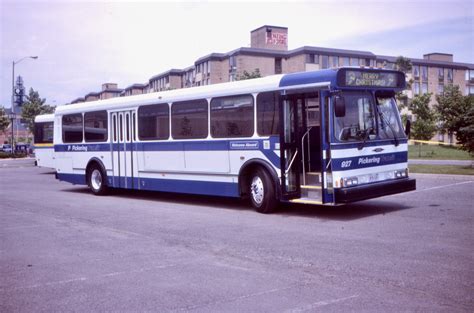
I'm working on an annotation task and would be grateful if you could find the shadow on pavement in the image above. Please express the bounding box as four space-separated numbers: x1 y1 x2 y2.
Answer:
62 186 412 221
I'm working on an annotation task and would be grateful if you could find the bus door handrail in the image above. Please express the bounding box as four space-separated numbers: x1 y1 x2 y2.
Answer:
301 127 313 185
285 149 299 176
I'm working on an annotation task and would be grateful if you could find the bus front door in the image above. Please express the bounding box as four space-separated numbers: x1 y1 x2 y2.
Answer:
111 111 135 189
280 93 323 203
280 96 303 199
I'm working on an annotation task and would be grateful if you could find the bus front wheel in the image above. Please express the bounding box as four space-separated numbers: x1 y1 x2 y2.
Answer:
87 164 108 196
249 168 278 214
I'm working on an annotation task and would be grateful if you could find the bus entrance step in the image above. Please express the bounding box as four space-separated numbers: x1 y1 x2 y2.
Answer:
305 172 321 185
300 185 322 200
290 198 323 205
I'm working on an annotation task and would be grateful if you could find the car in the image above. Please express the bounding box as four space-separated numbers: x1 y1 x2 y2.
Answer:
1 144 12 153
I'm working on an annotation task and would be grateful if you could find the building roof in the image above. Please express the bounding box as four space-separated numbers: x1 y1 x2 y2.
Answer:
251 25 288 32
376 55 474 69
149 69 184 81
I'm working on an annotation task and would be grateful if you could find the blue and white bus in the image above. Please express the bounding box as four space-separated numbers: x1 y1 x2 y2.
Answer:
34 113 55 169
54 67 416 213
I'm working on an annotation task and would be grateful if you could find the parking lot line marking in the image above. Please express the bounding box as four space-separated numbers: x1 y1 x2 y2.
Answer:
411 180 473 193
285 294 359 312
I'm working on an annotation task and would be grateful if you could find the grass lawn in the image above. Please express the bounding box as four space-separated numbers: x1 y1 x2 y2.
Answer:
408 144 473 160
409 164 474 175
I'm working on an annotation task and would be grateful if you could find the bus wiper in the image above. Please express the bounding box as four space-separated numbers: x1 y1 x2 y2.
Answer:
357 127 374 150
378 111 399 146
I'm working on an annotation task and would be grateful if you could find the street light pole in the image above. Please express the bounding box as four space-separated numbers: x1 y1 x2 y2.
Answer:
11 56 38 153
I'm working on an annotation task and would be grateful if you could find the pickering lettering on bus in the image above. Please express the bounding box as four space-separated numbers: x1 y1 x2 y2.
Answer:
68 145 88 152
358 156 380 165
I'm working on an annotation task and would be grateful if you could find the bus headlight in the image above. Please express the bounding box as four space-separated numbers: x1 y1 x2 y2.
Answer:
394 169 408 178
341 177 359 187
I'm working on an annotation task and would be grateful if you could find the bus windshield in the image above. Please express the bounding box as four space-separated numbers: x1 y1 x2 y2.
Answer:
334 92 376 142
333 92 405 142
375 96 405 139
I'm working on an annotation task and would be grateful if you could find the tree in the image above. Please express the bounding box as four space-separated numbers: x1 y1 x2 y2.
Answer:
21 88 54 133
0 106 10 134
434 84 470 137
455 96 474 155
236 68 262 80
394 56 413 110
408 93 437 140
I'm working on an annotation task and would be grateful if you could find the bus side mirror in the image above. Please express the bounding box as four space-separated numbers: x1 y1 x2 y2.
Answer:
405 119 411 138
334 96 346 117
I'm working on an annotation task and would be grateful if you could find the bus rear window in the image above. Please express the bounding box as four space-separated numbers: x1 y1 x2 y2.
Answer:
34 122 54 144
62 113 83 143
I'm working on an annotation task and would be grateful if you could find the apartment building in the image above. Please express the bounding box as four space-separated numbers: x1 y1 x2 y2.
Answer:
72 25 474 105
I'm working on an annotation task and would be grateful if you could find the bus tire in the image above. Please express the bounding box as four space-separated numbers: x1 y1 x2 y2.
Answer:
249 168 278 214
87 163 108 196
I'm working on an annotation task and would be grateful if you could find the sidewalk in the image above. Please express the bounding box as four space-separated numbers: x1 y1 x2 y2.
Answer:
408 159 473 166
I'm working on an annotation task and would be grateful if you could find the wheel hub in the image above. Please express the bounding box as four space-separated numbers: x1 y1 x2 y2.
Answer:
91 169 102 191
251 176 264 205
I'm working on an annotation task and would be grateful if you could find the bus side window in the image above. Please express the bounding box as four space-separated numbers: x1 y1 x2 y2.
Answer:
113 115 117 142
126 114 130 142
132 112 136 141
256 91 280 136
119 115 123 142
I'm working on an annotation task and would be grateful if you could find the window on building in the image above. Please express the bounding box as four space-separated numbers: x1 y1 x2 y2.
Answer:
34 122 53 144
62 113 83 143
447 68 453 83
438 84 444 95
438 68 444 82
413 65 420 78
138 103 170 140
331 56 339 68
321 55 329 69
385 62 395 69
306 54 319 64
342 57 350 66
275 58 282 74
257 92 280 136
414 82 420 95
171 99 208 139
210 95 254 138
365 58 371 66
422 82 428 94
84 110 108 142
421 66 428 80
350 58 358 66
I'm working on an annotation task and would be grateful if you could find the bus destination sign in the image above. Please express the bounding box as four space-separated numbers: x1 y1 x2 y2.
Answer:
340 69 405 88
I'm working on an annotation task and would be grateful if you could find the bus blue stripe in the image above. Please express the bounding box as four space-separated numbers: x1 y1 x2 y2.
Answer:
332 152 407 171
57 173 239 197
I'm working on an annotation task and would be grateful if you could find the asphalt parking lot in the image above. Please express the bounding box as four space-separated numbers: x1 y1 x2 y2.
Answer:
1 159 473 312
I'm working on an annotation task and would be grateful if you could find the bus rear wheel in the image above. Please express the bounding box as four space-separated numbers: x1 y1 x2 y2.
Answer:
88 164 108 196
249 168 278 214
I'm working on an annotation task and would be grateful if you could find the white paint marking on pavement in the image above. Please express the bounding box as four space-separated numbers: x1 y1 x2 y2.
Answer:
4 262 186 291
285 295 359 313
410 180 473 193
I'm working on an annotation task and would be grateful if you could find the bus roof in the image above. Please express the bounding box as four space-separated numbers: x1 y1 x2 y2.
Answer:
56 67 405 115
34 113 55 123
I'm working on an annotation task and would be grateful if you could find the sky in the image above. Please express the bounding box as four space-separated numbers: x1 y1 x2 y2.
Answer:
1 0 473 108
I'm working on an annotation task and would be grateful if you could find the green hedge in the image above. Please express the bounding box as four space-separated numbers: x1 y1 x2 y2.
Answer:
0 152 27 159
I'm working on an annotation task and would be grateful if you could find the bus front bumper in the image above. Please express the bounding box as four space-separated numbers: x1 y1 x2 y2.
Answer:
334 178 416 204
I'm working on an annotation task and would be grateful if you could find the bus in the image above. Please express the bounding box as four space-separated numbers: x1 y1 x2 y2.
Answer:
54 67 416 213
34 113 55 169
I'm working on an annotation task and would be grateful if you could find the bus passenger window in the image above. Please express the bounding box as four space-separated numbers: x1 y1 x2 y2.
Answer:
138 103 169 140
126 114 130 142
257 92 280 136
119 115 123 142
171 99 208 139
113 115 117 142
62 113 83 143
210 95 254 138
84 110 108 142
